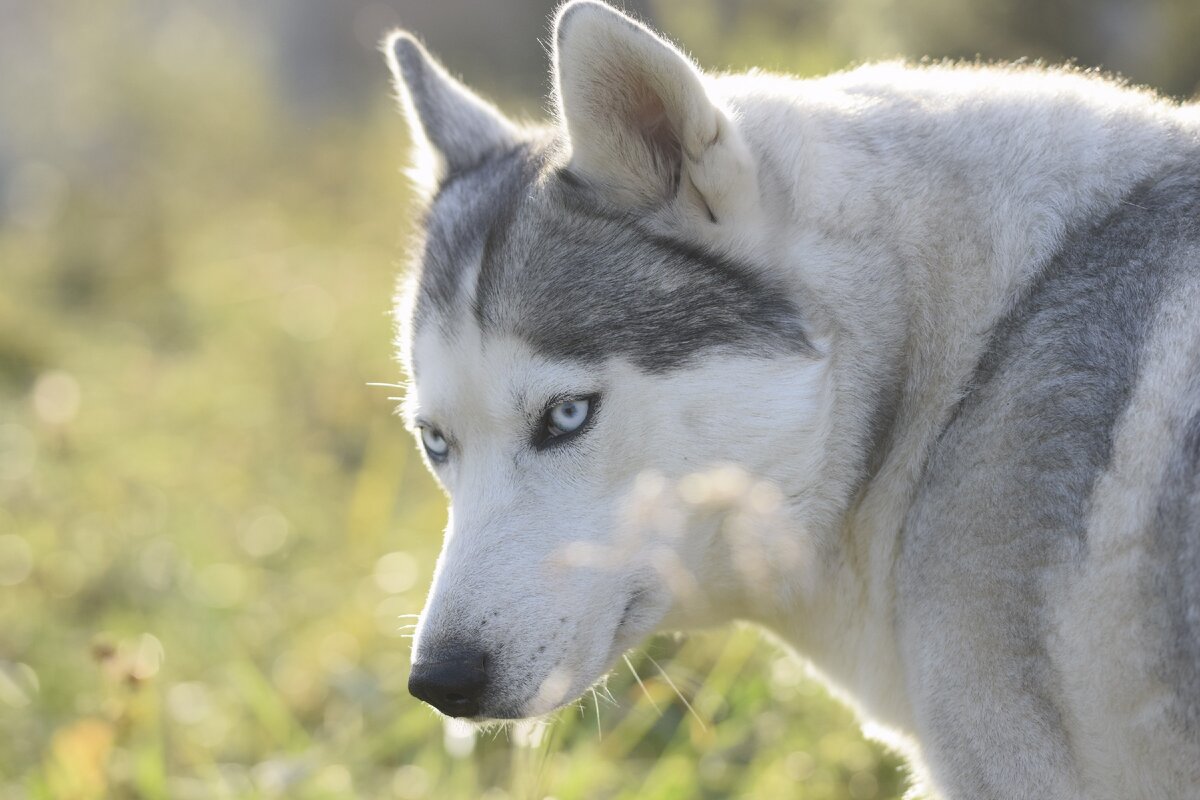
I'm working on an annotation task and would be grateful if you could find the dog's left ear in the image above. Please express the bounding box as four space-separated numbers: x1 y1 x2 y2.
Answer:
553 1 757 221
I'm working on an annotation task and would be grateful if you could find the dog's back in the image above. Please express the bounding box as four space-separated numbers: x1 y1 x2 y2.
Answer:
902 156 1200 797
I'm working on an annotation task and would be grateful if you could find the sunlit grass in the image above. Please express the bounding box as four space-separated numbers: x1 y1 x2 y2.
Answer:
0 4 907 798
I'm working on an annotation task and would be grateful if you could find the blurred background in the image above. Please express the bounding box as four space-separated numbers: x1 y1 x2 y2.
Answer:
0 1 1196 798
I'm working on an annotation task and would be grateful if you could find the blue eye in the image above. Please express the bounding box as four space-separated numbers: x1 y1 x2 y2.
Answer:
547 398 589 436
420 426 449 462
535 395 598 449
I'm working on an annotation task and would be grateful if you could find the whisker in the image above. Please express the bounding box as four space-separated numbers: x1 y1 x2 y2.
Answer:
589 688 603 741
596 683 618 707
366 382 406 388
397 614 422 619
533 720 558 793
624 653 661 713
645 654 707 731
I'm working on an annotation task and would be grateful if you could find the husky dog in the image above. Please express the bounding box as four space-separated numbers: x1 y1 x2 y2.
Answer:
381 2 1200 796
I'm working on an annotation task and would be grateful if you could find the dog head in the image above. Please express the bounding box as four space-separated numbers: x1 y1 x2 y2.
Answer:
384 1 835 720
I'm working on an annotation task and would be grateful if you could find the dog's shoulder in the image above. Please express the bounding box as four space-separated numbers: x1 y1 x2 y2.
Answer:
908 153 1200 560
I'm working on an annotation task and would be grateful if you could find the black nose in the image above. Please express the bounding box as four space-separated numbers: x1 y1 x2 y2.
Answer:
408 647 488 718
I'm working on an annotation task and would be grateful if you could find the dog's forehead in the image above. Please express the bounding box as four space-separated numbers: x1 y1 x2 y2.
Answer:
411 141 544 330
407 137 814 376
409 323 595 432
409 322 516 424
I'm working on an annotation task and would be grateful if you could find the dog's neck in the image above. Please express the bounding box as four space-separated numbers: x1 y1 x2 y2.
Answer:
709 65 1194 735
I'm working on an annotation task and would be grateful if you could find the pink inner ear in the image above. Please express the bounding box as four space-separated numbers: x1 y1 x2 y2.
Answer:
567 50 689 203
625 82 682 193
630 86 668 136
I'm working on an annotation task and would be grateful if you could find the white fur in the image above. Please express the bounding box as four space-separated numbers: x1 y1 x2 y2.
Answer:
407 321 830 714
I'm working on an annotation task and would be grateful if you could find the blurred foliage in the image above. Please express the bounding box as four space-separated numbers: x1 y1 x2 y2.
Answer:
1 1 1195 799
657 0 1199 97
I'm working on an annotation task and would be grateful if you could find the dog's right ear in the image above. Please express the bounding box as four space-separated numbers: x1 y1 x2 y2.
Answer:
552 2 758 223
383 32 519 194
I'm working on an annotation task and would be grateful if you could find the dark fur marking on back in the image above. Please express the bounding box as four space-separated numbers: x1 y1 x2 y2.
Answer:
950 157 1200 542
902 155 1200 779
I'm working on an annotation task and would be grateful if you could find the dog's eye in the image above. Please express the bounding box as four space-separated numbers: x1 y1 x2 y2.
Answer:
535 395 597 449
548 398 589 435
420 426 449 462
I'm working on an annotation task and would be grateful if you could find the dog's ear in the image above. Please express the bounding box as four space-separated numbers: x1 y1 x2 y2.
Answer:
384 31 518 192
552 1 756 221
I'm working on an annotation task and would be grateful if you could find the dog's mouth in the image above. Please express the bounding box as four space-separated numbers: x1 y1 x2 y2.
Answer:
609 584 657 657
619 587 648 627
485 584 662 721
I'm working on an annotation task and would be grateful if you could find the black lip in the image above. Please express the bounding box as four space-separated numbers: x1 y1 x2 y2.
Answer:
618 587 648 630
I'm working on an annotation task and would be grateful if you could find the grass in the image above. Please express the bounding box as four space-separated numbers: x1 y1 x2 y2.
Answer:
0 4 907 798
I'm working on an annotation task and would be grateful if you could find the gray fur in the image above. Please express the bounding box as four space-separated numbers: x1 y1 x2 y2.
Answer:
1142 367 1200 743
386 33 517 181
413 138 814 373
413 142 541 328
1152 390 1200 739
900 158 1200 796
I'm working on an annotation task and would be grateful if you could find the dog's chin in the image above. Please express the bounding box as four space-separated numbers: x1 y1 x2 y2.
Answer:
507 660 620 720
455 673 596 723
480 589 669 722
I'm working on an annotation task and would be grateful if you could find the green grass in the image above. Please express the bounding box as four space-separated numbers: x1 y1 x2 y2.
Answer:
0 4 907 798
